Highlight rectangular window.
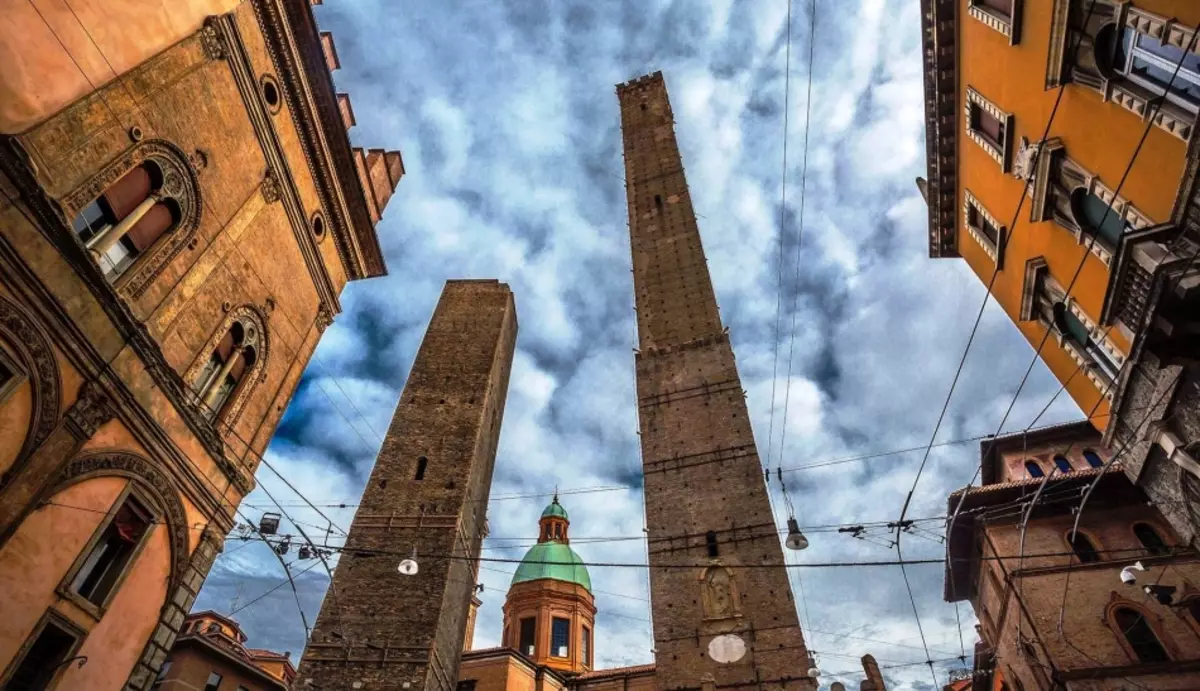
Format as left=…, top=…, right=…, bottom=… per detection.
left=204, top=672, right=223, bottom=691
left=968, top=0, right=1022, bottom=43
left=966, top=88, right=1013, bottom=171
left=1061, top=309, right=1121, bottom=381
left=963, top=190, right=1004, bottom=266
left=518, top=618, right=536, bottom=656
left=551, top=618, right=570, bottom=658
left=68, top=493, right=153, bottom=608
left=6, top=618, right=81, bottom=690
left=582, top=627, right=591, bottom=667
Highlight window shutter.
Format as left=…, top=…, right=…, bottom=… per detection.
left=103, top=167, right=153, bottom=221
left=216, top=329, right=236, bottom=361
left=126, top=202, right=173, bottom=251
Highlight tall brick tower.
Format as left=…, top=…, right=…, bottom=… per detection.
left=617, top=72, right=815, bottom=691
left=298, top=280, right=518, bottom=691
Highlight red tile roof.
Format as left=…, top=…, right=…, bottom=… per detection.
left=574, top=663, right=656, bottom=680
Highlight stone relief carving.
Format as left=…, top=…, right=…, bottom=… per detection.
left=64, top=380, right=114, bottom=440
left=199, top=17, right=227, bottom=61
left=53, top=452, right=190, bottom=593
left=260, top=173, right=281, bottom=204
left=0, top=295, right=61, bottom=467
left=316, top=302, right=334, bottom=332
left=1012, top=136, right=1042, bottom=182
left=700, top=565, right=741, bottom=620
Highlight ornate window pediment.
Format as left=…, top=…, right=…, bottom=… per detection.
left=1048, top=0, right=1197, bottom=141
left=59, top=140, right=202, bottom=298
left=1020, top=257, right=1124, bottom=396
left=184, top=304, right=270, bottom=431
left=1028, top=139, right=1154, bottom=268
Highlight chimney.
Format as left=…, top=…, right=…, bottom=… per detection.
left=320, top=32, right=340, bottom=71
left=353, top=148, right=405, bottom=224
left=337, top=93, right=356, bottom=130
left=860, top=654, right=886, bottom=691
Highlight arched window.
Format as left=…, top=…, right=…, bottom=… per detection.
left=1092, top=23, right=1200, bottom=114
left=1083, top=449, right=1104, bottom=468
left=1054, top=455, right=1073, bottom=473
left=705, top=531, right=719, bottom=558
left=1070, top=188, right=1130, bottom=248
left=70, top=161, right=181, bottom=282
left=415, top=456, right=427, bottom=481
left=192, top=321, right=258, bottom=422
left=1113, top=608, right=1170, bottom=663
left=1068, top=531, right=1100, bottom=563
left=1133, top=523, right=1169, bottom=556
left=1025, top=461, right=1045, bottom=478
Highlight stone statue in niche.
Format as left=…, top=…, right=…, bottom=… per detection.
left=701, top=565, right=740, bottom=620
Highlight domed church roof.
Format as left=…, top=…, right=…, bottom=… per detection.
left=541, top=496, right=569, bottom=519
left=511, top=541, right=592, bottom=591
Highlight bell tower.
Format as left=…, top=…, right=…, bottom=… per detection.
left=617, top=71, right=815, bottom=691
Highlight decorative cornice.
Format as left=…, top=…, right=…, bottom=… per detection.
left=64, top=379, right=114, bottom=440
left=250, top=0, right=386, bottom=280
left=920, top=0, right=959, bottom=259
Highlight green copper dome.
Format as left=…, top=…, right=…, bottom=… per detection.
left=511, top=542, right=591, bottom=591
left=541, top=497, right=569, bottom=520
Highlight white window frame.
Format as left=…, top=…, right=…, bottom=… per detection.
left=963, top=190, right=1005, bottom=266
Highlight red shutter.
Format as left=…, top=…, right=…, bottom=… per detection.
left=126, top=202, right=173, bottom=251
left=113, top=500, right=151, bottom=543
left=216, top=330, right=236, bottom=361
left=228, top=351, right=248, bottom=383
left=102, top=167, right=152, bottom=221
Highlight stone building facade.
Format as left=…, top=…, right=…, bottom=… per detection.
left=919, top=0, right=1200, bottom=546
left=0, top=0, right=399, bottom=688
left=945, top=422, right=1200, bottom=688
left=153, top=610, right=296, bottom=690
left=617, top=71, right=814, bottom=691
left=299, top=280, right=518, bottom=691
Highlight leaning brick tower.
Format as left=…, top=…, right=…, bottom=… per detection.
left=617, top=71, right=815, bottom=691
left=298, top=280, right=517, bottom=691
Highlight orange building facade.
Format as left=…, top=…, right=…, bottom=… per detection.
left=0, top=0, right=399, bottom=688
left=946, top=422, right=1200, bottom=688
left=153, top=611, right=296, bottom=690
left=921, top=0, right=1200, bottom=546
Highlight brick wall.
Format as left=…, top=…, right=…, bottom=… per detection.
left=299, top=280, right=517, bottom=691
left=617, top=72, right=814, bottom=691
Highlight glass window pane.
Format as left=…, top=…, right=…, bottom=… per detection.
left=1054, top=456, right=1073, bottom=473
left=1078, top=192, right=1128, bottom=246
left=1061, top=308, right=1092, bottom=347
left=1130, top=57, right=1200, bottom=108
left=551, top=618, right=570, bottom=657
left=1083, top=450, right=1104, bottom=468
left=518, top=618, right=536, bottom=655
left=1026, top=461, right=1044, bottom=478
left=1135, top=34, right=1200, bottom=75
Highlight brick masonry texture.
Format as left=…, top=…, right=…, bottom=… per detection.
left=617, top=72, right=815, bottom=691
left=298, top=280, right=517, bottom=691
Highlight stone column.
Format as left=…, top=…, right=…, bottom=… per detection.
left=125, top=524, right=225, bottom=690
left=0, top=380, right=113, bottom=546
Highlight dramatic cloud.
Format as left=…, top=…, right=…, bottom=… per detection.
left=193, top=1, right=1085, bottom=688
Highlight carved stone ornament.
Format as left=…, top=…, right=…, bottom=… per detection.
left=64, top=380, right=115, bottom=440
left=52, top=452, right=190, bottom=593
left=188, top=149, right=209, bottom=172
left=1013, top=136, right=1042, bottom=182
left=58, top=139, right=203, bottom=299
left=199, top=17, right=227, bottom=61
left=0, top=295, right=61, bottom=464
left=260, top=173, right=281, bottom=204
left=700, top=565, right=741, bottom=621
left=315, top=303, right=334, bottom=332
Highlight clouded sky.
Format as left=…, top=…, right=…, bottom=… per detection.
left=193, top=1, right=1085, bottom=689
